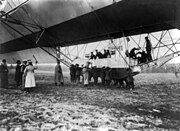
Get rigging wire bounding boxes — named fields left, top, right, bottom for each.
left=138, top=34, right=141, bottom=47
left=78, top=44, right=86, bottom=58
left=130, top=36, right=142, bottom=50
left=66, top=46, right=72, bottom=60
left=156, top=31, right=165, bottom=59
left=168, top=30, right=178, bottom=53
left=70, top=45, right=77, bottom=54
left=150, top=33, right=175, bottom=53
left=99, top=43, right=110, bottom=52
left=153, top=30, right=168, bottom=49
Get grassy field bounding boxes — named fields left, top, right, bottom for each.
left=0, top=73, right=180, bottom=130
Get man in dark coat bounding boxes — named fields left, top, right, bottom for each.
left=70, top=64, right=75, bottom=83
left=90, top=52, right=96, bottom=59
left=15, top=60, right=22, bottom=88
left=92, top=66, right=98, bottom=85
left=106, top=50, right=111, bottom=58
left=101, top=67, right=106, bottom=85
left=0, top=59, right=9, bottom=88
left=103, top=49, right=108, bottom=58
left=95, top=50, right=103, bottom=59
left=145, top=37, right=153, bottom=61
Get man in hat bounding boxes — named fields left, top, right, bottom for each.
left=0, top=59, right=9, bottom=88
left=103, top=49, right=108, bottom=58
left=55, top=60, right=64, bottom=86
left=145, top=36, right=152, bottom=61
left=15, top=60, right=22, bottom=88
left=90, top=52, right=96, bottom=59
left=101, top=66, right=106, bottom=85
left=95, top=50, right=103, bottom=59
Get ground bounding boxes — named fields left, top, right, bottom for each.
left=0, top=73, right=180, bottom=131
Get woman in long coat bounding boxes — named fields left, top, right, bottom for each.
left=24, top=60, right=38, bottom=91
left=0, top=59, right=8, bottom=88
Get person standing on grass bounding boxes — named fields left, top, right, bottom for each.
left=15, top=60, right=22, bottom=88
left=82, top=62, right=90, bottom=86
left=0, top=59, right=9, bottom=89
left=101, top=66, right=106, bottom=86
left=55, top=60, right=64, bottom=86
left=21, top=59, right=27, bottom=90
left=105, top=67, right=111, bottom=86
left=92, top=66, right=98, bottom=85
left=70, top=64, right=75, bottom=83
left=24, top=60, right=38, bottom=92
left=75, top=64, right=81, bottom=84
left=126, top=68, right=134, bottom=90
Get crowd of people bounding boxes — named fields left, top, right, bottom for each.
left=90, top=49, right=111, bottom=59
left=0, top=54, right=135, bottom=91
left=0, top=59, right=38, bottom=92
left=0, top=59, right=64, bottom=93
left=70, top=62, right=134, bottom=90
